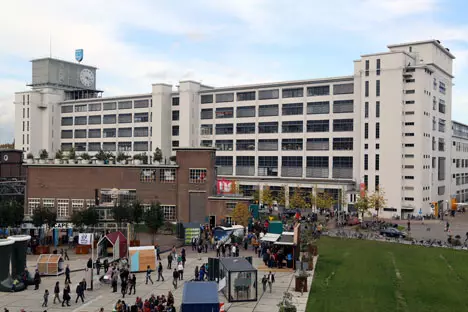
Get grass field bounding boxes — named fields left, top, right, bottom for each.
left=307, top=237, right=468, bottom=312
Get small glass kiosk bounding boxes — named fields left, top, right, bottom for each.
left=219, top=257, right=258, bottom=303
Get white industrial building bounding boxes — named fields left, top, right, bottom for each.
left=14, top=40, right=460, bottom=218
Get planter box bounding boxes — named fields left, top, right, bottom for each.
left=26, top=159, right=33, bottom=164
left=133, top=159, right=142, bottom=165
left=75, top=245, right=90, bottom=254
left=39, top=159, right=46, bottom=164
left=35, top=245, right=50, bottom=255
left=96, top=160, right=104, bottom=165
left=130, top=240, right=140, bottom=247
left=295, top=276, right=308, bottom=292
left=54, top=159, right=61, bottom=164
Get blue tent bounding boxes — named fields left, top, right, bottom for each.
left=182, top=282, right=219, bottom=312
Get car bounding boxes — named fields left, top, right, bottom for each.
left=347, top=217, right=361, bottom=226
left=380, top=227, right=406, bottom=238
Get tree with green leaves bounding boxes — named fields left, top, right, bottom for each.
left=276, top=185, right=287, bottom=207
left=289, top=188, right=307, bottom=209
left=111, top=203, right=132, bottom=230
left=0, top=200, right=24, bottom=227
left=31, top=205, right=57, bottom=244
left=316, top=192, right=335, bottom=211
left=355, top=191, right=371, bottom=218
left=130, top=201, right=144, bottom=240
left=81, top=207, right=100, bottom=229
left=261, top=186, right=274, bottom=208
left=70, top=211, right=84, bottom=230
left=368, top=188, right=387, bottom=217
left=144, top=202, right=165, bottom=244
left=232, top=202, right=251, bottom=227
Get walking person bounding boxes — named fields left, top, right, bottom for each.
left=64, top=265, right=71, bottom=284
left=267, top=271, right=275, bottom=293
left=156, top=245, right=161, bottom=261
left=194, top=266, right=199, bottom=281
left=167, top=253, right=173, bottom=269
left=177, top=262, right=184, bottom=280
left=112, top=272, right=118, bottom=293
left=75, top=282, right=84, bottom=303
left=62, top=283, right=71, bottom=307
left=128, top=274, right=136, bottom=295
left=96, top=258, right=101, bottom=275
left=261, top=275, right=268, bottom=293
left=53, top=281, right=62, bottom=304
left=172, top=269, right=179, bottom=289
left=121, top=278, right=127, bottom=298
left=221, top=244, right=226, bottom=257
left=34, top=269, right=41, bottom=290
left=145, top=265, right=153, bottom=285
left=64, top=249, right=70, bottom=261
left=42, top=289, right=49, bottom=307
left=197, top=244, right=202, bottom=260
left=216, top=243, right=220, bottom=257
left=157, top=262, right=164, bottom=282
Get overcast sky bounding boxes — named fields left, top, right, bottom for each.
left=1, top=0, right=468, bottom=143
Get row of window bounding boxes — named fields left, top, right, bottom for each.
left=201, top=137, right=354, bottom=151
left=200, top=119, right=354, bottom=135
left=364, top=122, right=381, bottom=139
left=62, top=113, right=150, bottom=126
left=27, top=198, right=176, bottom=220
left=201, top=100, right=354, bottom=119
left=363, top=174, right=380, bottom=191
left=364, top=101, right=380, bottom=118
left=61, top=127, right=150, bottom=139
left=216, top=156, right=352, bottom=168
left=140, top=168, right=207, bottom=185
left=61, top=141, right=150, bottom=152
left=364, top=59, right=381, bottom=76
left=61, top=99, right=151, bottom=113
left=364, top=80, right=380, bottom=97
left=363, top=154, right=380, bottom=171
left=200, top=84, right=354, bottom=104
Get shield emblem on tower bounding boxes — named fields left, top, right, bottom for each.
left=75, top=49, right=83, bottom=62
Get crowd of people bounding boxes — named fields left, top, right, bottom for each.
left=113, top=291, right=176, bottom=312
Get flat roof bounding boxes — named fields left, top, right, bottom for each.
left=387, top=40, right=455, bottom=59
left=198, top=75, right=354, bottom=93
left=61, top=93, right=152, bottom=104
left=31, top=57, right=99, bottom=69
left=25, top=164, right=178, bottom=168
left=220, top=257, right=255, bottom=272
left=173, top=147, right=217, bottom=151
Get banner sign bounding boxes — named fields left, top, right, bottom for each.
left=78, top=233, right=92, bottom=245
left=360, top=183, right=366, bottom=197
left=217, top=179, right=236, bottom=194
left=53, top=228, right=59, bottom=247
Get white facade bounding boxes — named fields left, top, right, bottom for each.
left=14, top=40, right=457, bottom=218
left=451, top=121, right=468, bottom=205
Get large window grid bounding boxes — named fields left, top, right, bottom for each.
left=258, top=89, right=279, bottom=100
left=282, top=88, right=303, bottom=98
left=306, top=138, right=329, bottom=151
left=162, top=205, right=176, bottom=221
left=282, top=156, right=303, bottom=177
left=172, top=111, right=180, bottom=121
left=258, top=156, right=278, bottom=176
left=118, top=114, right=132, bottom=123
left=236, top=106, right=255, bottom=118
left=216, top=156, right=233, bottom=175
left=307, top=120, right=329, bottom=132
left=332, top=156, right=353, bottom=179
left=103, top=142, right=116, bottom=151
left=237, top=91, right=256, bottom=101
left=216, top=107, right=234, bottom=119
left=201, top=125, right=213, bottom=135
left=282, top=138, right=303, bottom=151
left=75, top=116, right=87, bottom=125
left=216, top=93, right=234, bottom=103
left=134, top=99, right=149, bottom=108
left=134, top=127, right=149, bottom=137
left=118, top=128, right=132, bottom=137
left=258, top=139, right=278, bottom=151
left=236, top=156, right=255, bottom=176
left=282, top=103, right=303, bottom=115
left=160, top=169, right=176, bottom=183
left=88, top=143, right=101, bottom=151
left=172, top=126, right=179, bottom=136
left=258, top=122, right=278, bottom=133
left=75, top=143, right=86, bottom=151
left=75, top=105, right=87, bottom=112
left=89, top=116, right=101, bottom=125
left=118, top=142, right=132, bottom=152
left=103, top=102, right=116, bottom=110
left=333, top=100, right=354, bottom=113
left=258, top=104, right=279, bottom=117
left=333, top=119, right=353, bottom=132
left=237, top=123, right=256, bottom=134
left=307, top=86, right=329, bottom=96
left=216, top=140, right=233, bottom=151
left=57, top=199, right=69, bottom=218
left=134, top=113, right=149, bottom=123
left=28, top=198, right=40, bottom=215
left=333, top=83, right=354, bottom=95
left=103, top=114, right=116, bottom=124
left=306, top=156, right=329, bottom=178
left=189, top=169, right=207, bottom=183
left=103, top=128, right=116, bottom=138
left=74, top=130, right=86, bottom=139
left=282, top=121, right=303, bottom=133
left=333, top=137, right=353, bottom=150
left=140, top=169, right=156, bottom=183
left=216, top=124, right=234, bottom=135
left=307, top=101, right=329, bottom=114
left=236, top=140, right=255, bottom=151
left=201, top=109, right=213, bottom=119
left=201, top=94, right=214, bottom=104
left=61, top=106, right=73, bottom=113
left=71, top=199, right=85, bottom=214
left=200, top=140, right=212, bottom=147
left=61, top=117, right=73, bottom=126
left=134, top=142, right=149, bottom=151
left=118, top=101, right=132, bottom=110
left=61, top=130, right=73, bottom=139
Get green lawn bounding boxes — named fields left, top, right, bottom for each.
left=307, top=237, right=468, bottom=312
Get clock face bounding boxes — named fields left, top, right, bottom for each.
left=79, top=69, right=95, bottom=88
left=3, top=155, right=8, bottom=161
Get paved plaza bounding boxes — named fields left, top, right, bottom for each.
left=0, top=248, right=316, bottom=312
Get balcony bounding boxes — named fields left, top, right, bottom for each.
left=306, top=167, right=329, bottom=178
left=332, top=168, right=353, bottom=179
left=236, top=166, right=255, bottom=176
left=217, top=166, right=233, bottom=175
left=281, top=167, right=303, bottom=177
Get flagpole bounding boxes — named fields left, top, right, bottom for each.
left=91, top=233, right=94, bottom=290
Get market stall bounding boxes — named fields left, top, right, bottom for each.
left=129, top=246, right=156, bottom=272
left=36, top=254, right=65, bottom=276
left=219, top=257, right=257, bottom=303
left=97, top=231, right=127, bottom=262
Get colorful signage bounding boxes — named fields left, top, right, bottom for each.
left=359, top=183, right=366, bottom=197
left=217, top=179, right=236, bottom=194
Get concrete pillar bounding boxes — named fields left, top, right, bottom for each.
left=7, top=235, right=31, bottom=277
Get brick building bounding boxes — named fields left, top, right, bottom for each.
left=25, top=148, right=251, bottom=229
